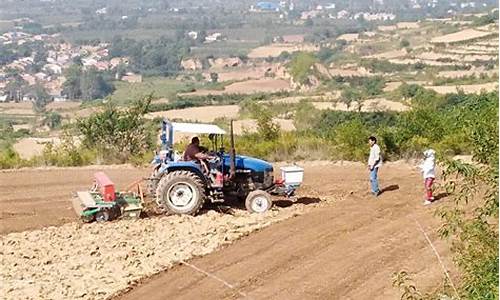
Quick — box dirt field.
[0,102,82,116]
[0,102,33,110]
[180,79,291,96]
[146,105,240,122]
[0,166,146,234]
[397,22,420,29]
[388,58,461,66]
[310,98,408,112]
[437,68,498,78]
[233,119,295,134]
[248,44,318,58]
[45,102,81,110]
[0,163,458,299]
[430,29,494,44]
[424,82,498,94]
[415,51,496,62]
[369,49,408,59]
[0,102,35,115]
[328,67,373,77]
[378,25,397,31]
[210,67,268,82]
[262,92,341,104]
[337,33,359,41]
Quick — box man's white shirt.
[368,144,382,169]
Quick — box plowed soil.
[116,162,457,300]
[0,162,457,299]
[0,166,147,234]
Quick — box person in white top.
[419,149,436,205]
[368,136,382,196]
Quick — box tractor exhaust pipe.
[229,119,236,179]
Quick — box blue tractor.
[146,119,302,215]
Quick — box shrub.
[77,96,154,162]
[293,100,320,130]
[333,119,370,161]
[288,52,318,85]
[0,147,25,169]
[43,112,63,129]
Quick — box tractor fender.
[158,162,208,186]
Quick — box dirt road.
[0,163,457,299]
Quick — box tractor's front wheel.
[156,171,206,215]
[245,190,272,213]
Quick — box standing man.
[368,136,382,197]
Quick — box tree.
[437,92,498,299]
[0,46,18,66]
[62,66,114,101]
[210,72,218,83]
[293,100,320,130]
[333,119,370,161]
[288,52,318,85]
[196,30,207,44]
[400,39,410,48]
[43,112,62,129]
[340,88,361,110]
[62,65,82,100]
[80,68,115,101]
[115,63,127,80]
[247,103,280,140]
[256,109,280,140]
[317,47,336,63]
[77,96,154,161]
[5,75,27,102]
[32,84,50,112]
[362,77,385,96]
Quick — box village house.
[205,32,223,43]
[43,64,62,74]
[121,72,142,83]
[282,34,305,43]
[188,31,198,40]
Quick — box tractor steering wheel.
[208,155,221,164]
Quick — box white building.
[205,32,222,43]
[96,7,107,15]
[188,31,198,40]
[43,63,62,74]
[337,10,349,19]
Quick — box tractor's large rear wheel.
[156,171,206,215]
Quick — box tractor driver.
[183,136,224,187]
[183,136,212,173]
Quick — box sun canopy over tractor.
[170,122,226,135]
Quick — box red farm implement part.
[72,172,144,223]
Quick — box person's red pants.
[425,177,435,200]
